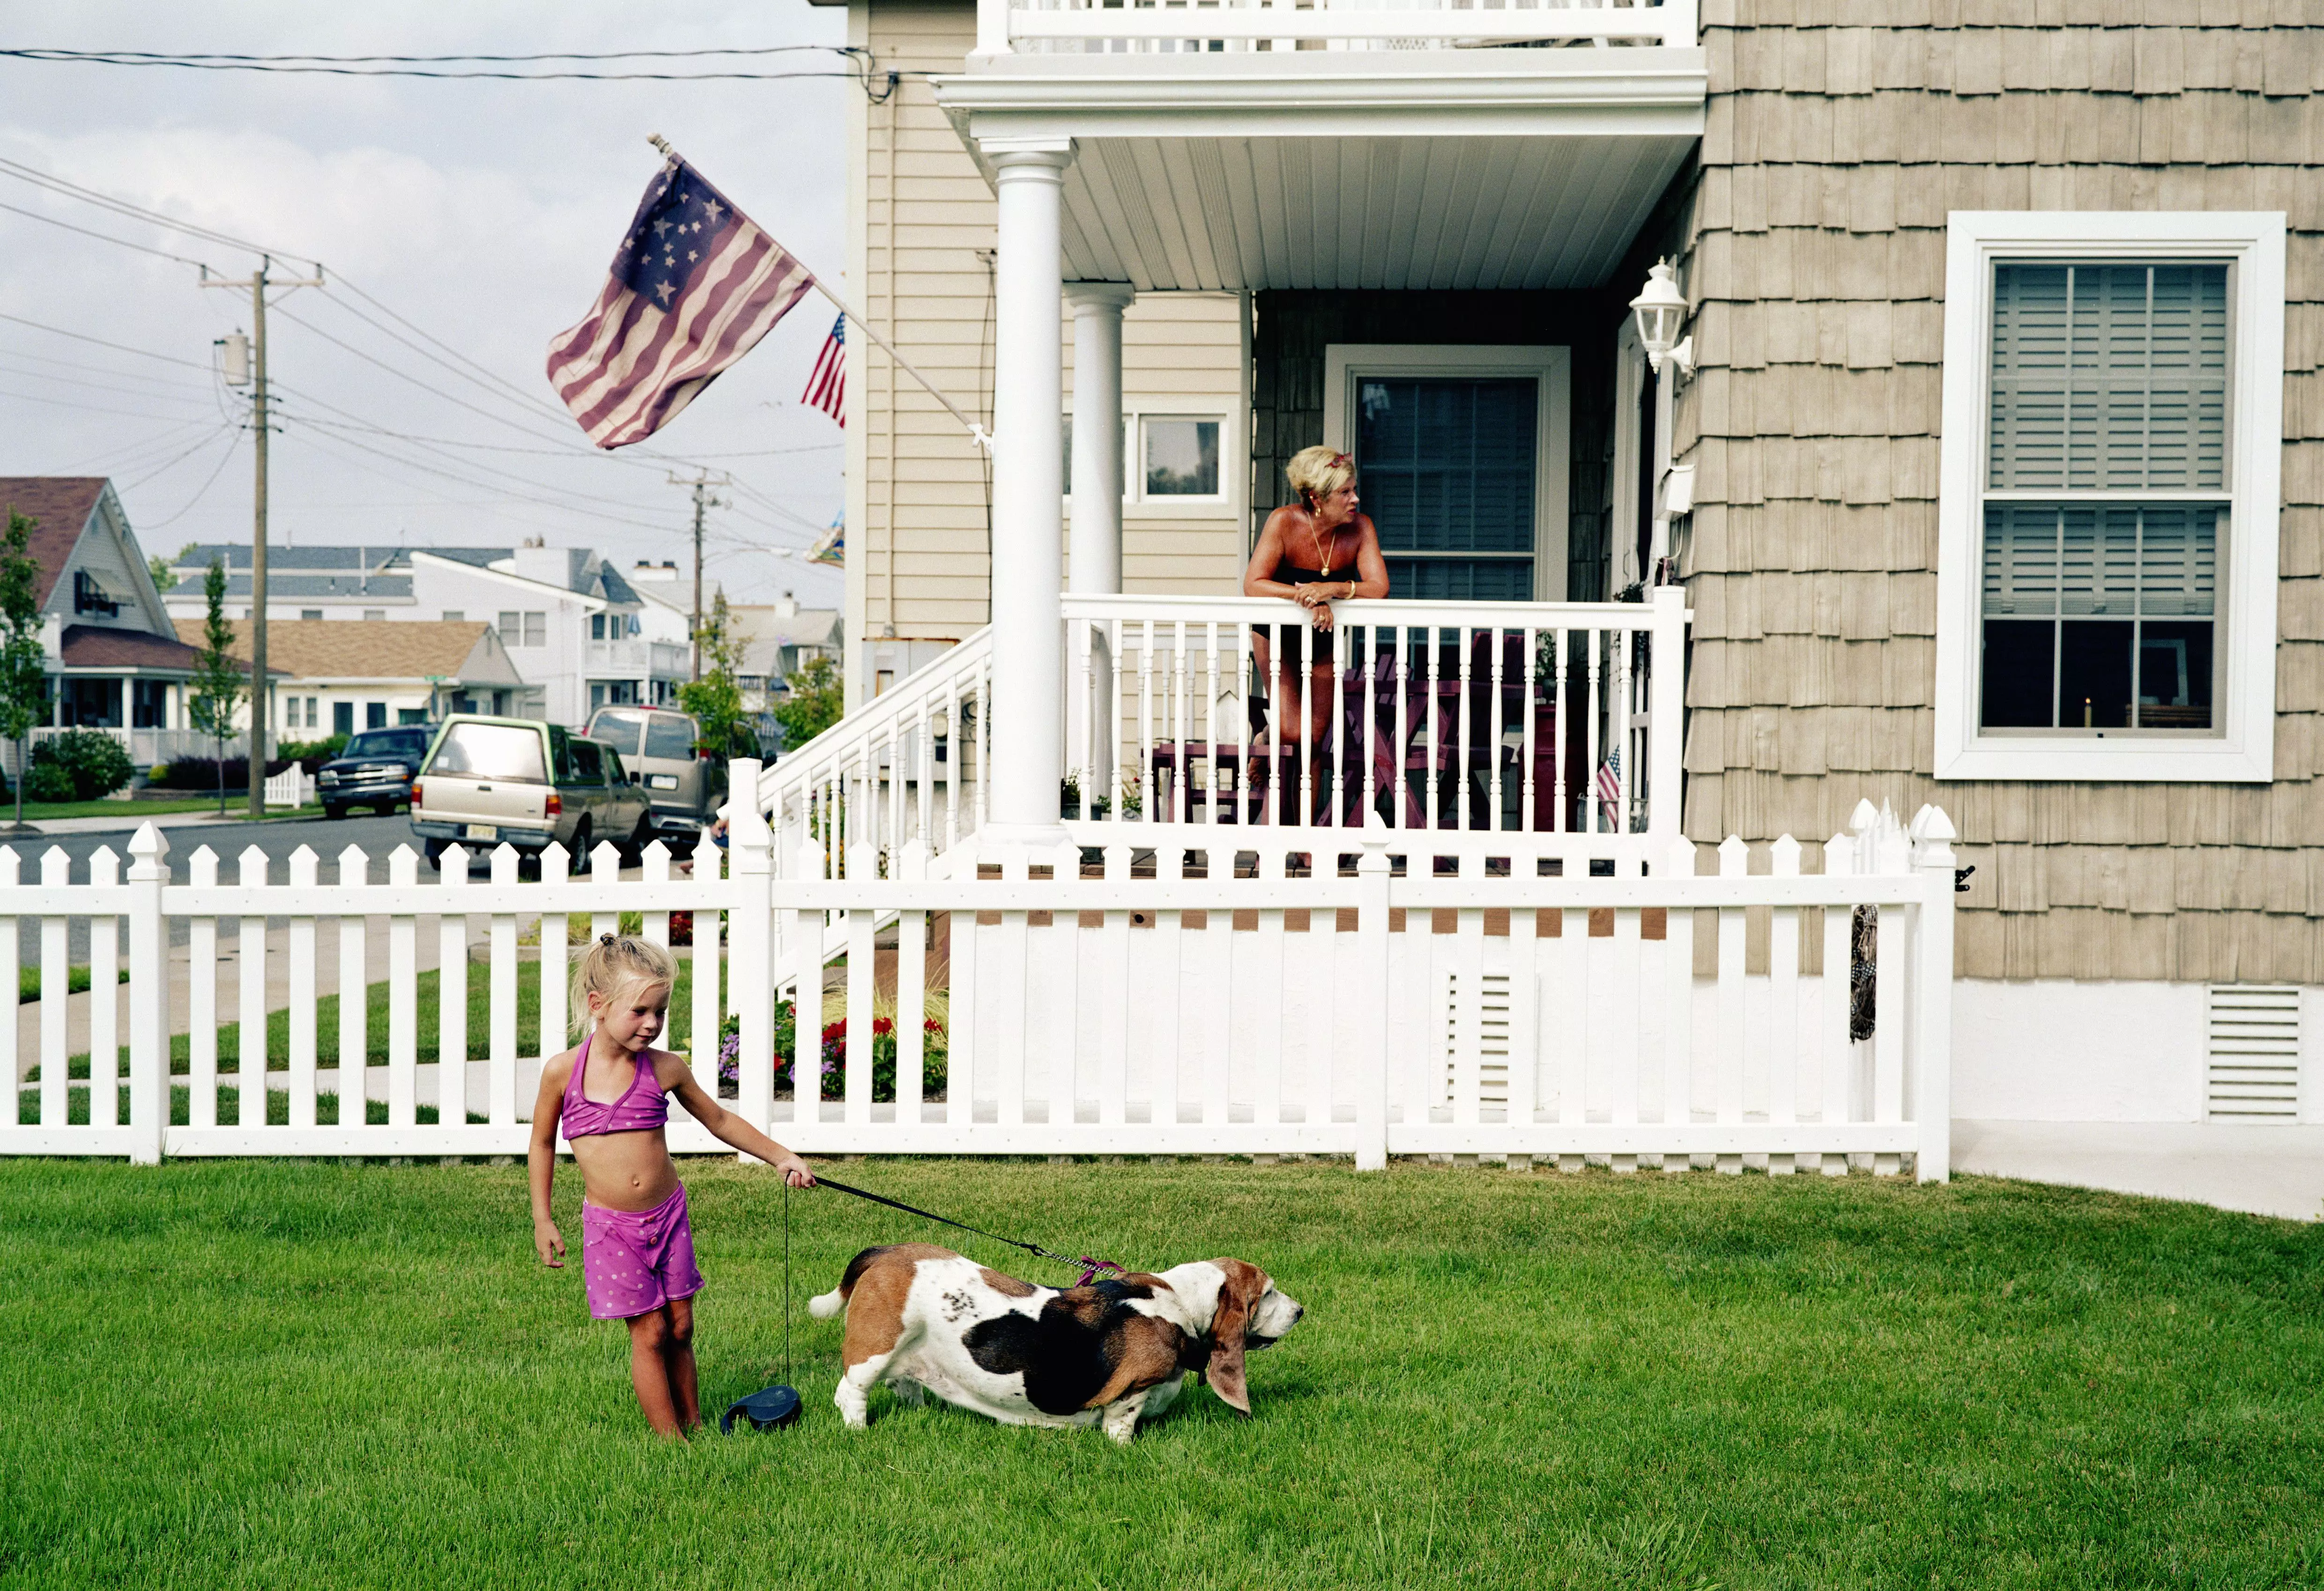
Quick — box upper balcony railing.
[982,0,1697,57]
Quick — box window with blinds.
[1980,262,2230,732]
[1356,377,1537,601]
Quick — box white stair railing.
[754,626,994,883]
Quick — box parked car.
[316,725,435,820]
[408,715,651,872]
[582,705,730,853]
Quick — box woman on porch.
[1243,447,1390,817]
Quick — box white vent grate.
[1443,971,1511,1107]
[2206,985,2302,1120]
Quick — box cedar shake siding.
[1250,289,1622,602]
[1664,0,2324,983]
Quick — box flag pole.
[647,134,991,453]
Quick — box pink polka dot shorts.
[581,1182,704,1321]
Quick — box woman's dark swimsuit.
[1261,525,1357,672]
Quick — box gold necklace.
[1312,517,1335,578]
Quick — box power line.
[0,381,215,423]
[122,423,241,488]
[0,155,309,265]
[0,196,213,268]
[136,429,244,529]
[0,309,212,369]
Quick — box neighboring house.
[163,541,687,724]
[160,543,414,620]
[729,594,844,696]
[812,0,2324,1153]
[0,476,212,773]
[622,558,724,680]
[169,620,528,739]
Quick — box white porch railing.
[753,627,994,881]
[5,777,1958,1179]
[994,0,1697,54]
[7,725,237,777]
[585,639,691,680]
[1066,589,1686,861]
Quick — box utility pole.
[207,256,323,816]
[668,471,728,681]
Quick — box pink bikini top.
[561,1030,670,1138]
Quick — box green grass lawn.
[1,1159,2318,1589]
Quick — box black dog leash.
[812,1174,1126,1284]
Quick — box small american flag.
[1595,750,1624,830]
[547,155,816,449]
[803,314,845,425]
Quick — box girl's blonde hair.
[1285,444,1355,507]
[570,932,677,1036]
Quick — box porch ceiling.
[936,49,1704,293]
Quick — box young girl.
[530,933,815,1436]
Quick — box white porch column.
[983,138,1075,844]
[1066,282,1133,597]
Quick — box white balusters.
[1713,835,1747,1173]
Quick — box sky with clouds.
[0,1,853,610]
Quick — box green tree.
[0,509,47,828]
[185,560,246,815]
[676,590,754,757]
[771,653,844,755]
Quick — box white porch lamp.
[1628,259,1693,377]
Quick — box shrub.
[156,755,296,791]
[24,761,75,802]
[32,730,134,799]
[278,734,347,771]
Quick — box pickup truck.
[408,715,651,872]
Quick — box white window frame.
[1322,343,1572,602]
[1067,403,1242,518]
[1934,211,2285,783]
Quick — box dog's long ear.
[1203,1260,1264,1415]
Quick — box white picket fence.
[5,758,1958,1178]
[262,766,316,808]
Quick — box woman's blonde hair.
[570,932,677,1036]
[1285,445,1355,506]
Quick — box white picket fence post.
[125,822,169,1164]
[728,758,776,1147]
[1909,804,1959,1185]
[1354,818,1392,1170]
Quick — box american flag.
[1595,749,1624,830]
[547,156,816,449]
[803,314,845,424]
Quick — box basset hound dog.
[808,1244,1303,1443]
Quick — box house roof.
[0,478,106,609]
[173,544,412,574]
[730,604,844,650]
[59,623,208,674]
[162,573,416,602]
[169,619,509,683]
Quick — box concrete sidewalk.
[1954,1119,2324,1222]
[6,807,320,837]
